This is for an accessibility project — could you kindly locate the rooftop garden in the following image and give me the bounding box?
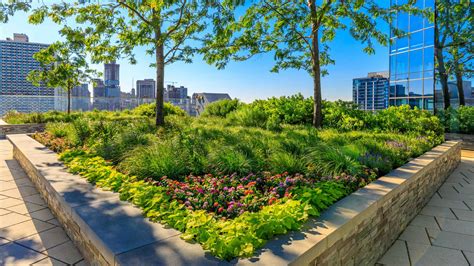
[7,95,444,260]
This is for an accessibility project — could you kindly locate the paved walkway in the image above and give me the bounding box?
[0,140,86,265]
[378,154,474,266]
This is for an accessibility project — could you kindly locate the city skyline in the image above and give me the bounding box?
[0,8,391,103]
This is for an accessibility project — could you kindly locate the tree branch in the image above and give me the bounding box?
[117,0,152,26]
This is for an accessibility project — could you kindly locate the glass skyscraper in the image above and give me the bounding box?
[389,0,435,110]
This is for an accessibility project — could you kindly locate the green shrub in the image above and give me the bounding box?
[132,102,187,117]
[439,106,474,134]
[322,101,367,131]
[201,99,242,118]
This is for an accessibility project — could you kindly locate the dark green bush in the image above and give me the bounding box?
[438,106,474,134]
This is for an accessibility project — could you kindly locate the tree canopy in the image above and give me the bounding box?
[202,0,423,127]
[28,0,214,125]
[27,41,98,114]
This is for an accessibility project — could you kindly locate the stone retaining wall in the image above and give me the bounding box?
[446,133,474,150]
[0,123,45,139]
[8,134,461,265]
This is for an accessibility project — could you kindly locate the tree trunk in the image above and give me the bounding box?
[67,87,71,115]
[455,69,465,106]
[309,1,322,128]
[155,29,165,127]
[434,12,450,110]
[436,50,450,109]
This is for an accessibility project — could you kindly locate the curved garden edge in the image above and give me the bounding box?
[7,133,461,265]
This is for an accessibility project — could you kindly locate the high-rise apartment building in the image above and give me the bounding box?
[0,34,54,115]
[353,72,389,111]
[136,79,156,99]
[92,62,121,110]
[104,61,121,110]
[165,85,188,99]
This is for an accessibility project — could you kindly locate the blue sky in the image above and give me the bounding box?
[0,5,390,102]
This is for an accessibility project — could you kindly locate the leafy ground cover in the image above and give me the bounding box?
[26,96,443,260]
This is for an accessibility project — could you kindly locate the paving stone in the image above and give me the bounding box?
[464,251,474,265]
[29,208,55,222]
[438,190,474,201]
[420,205,457,219]
[15,227,70,252]
[436,217,474,236]
[0,212,30,228]
[43,241,83,264]
[0,181,21,192]
[73,259,90,266]
[0,219,55,241]
[409,215,440,230]
[46,218,61,227]
[464,200,474,210]
[0,197,24,208]
[22,194,47,206]
[0,186,39,198]
[398,225,431,245]
[427,197,470,210]
[0,242,47,265]
[452,209,474,222]
[376,240,410,266]
[0,237,9,246]
[32,257,67,265]
[7,202,47,215]
[0,208,11,216]
[407,242,469,266]
[429,230,474,252]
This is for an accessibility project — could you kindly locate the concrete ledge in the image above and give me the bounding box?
[0,123,45,139]
[8,134,461,265]
[446,133,474,150]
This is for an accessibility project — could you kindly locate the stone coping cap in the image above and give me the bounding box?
[7,134,461,265]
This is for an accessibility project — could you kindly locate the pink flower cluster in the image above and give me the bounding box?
[145,172,314,218]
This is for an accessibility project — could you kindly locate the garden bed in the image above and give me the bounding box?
[8,134,460,265]
[4,100,450,263]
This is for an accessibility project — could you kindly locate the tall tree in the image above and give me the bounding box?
[29,0,212,126]
[202,0,419,128]
[440,0,473,106]
[435,0,473,109]
[27,41,98,114]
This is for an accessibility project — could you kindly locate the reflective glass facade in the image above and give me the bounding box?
[389,0,435,110]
